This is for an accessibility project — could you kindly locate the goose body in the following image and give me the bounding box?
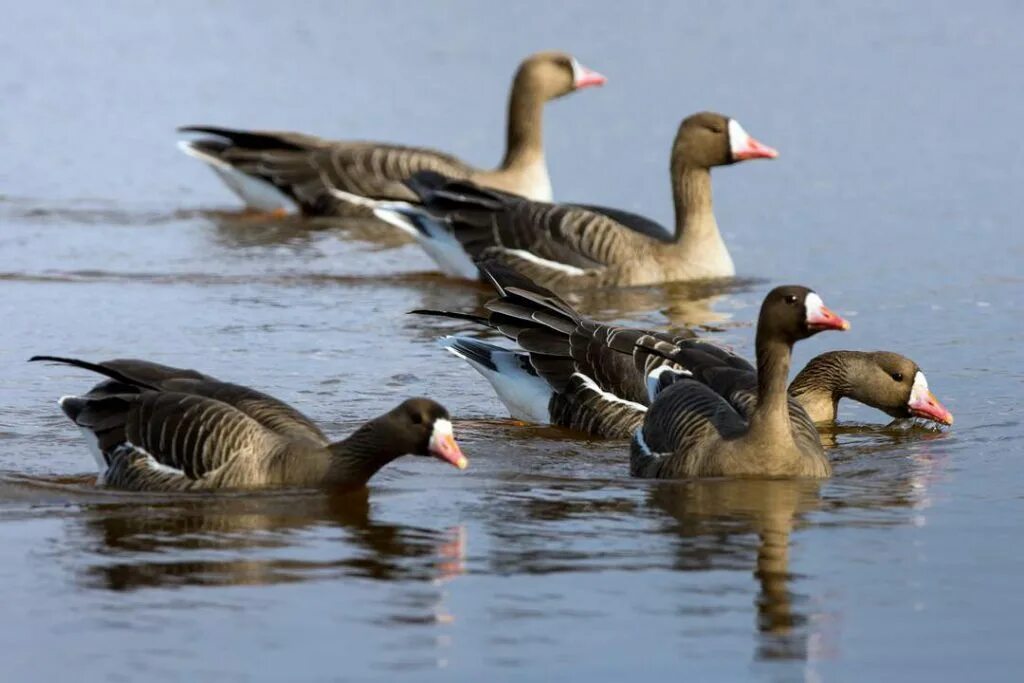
[417,266,952,438]
[348,112,777,290]
[631,287,850,479]
[178,52,605,214]
[34,356,467,491]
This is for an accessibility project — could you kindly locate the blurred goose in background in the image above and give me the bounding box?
[32,356,467,492]
[178,51,605,215]
[334,111,777,289]
[631,286,850,479]
[415,264,952,437]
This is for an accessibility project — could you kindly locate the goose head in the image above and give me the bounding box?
[760,286,850,344]
[852,353,954,425]
[386,398,468,469]
[513,51,606,101]
[672,111,778,170]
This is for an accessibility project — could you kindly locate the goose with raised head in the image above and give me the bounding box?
[344,111,776,288]
[415,265,953,437]
[630,286,851,479]
[32,356,467,491]
[178,51,605,215]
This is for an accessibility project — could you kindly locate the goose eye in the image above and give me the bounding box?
[411,413,425,425]
[891,372,904,382]
[784,295,798,305]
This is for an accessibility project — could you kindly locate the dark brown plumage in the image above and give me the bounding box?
[33,356,467,491]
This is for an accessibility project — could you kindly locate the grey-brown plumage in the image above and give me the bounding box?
[178,51,604,214]
[631,286,850,480]
[34,356,467,491]
[376,111,777,290]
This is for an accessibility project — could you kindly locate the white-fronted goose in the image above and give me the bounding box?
[178,51,605,214]
[415,264,953,437]
[32,356,467,491]
[630,286,850,479]
[336,111,776,288]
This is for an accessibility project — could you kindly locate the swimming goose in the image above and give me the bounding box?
[630,286,850,479]
[415,265,952,437]
[178,51,605,214]
[32,356,467,491]
[413,262,696,429]
[337,111,776,288]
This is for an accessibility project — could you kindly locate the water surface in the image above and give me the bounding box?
[1,1,1022,680]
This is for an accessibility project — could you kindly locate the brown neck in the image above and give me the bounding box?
[327,421,407,486]
[500,77,546,171]
[749,331,795,441]
[661,163,732,276]
[789,352,851,423]
[670,164,716,241]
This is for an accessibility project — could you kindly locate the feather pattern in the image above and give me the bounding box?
[414,263,696,436]
[39,357,465,491]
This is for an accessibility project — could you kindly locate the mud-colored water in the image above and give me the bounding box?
[1,1,1021,680]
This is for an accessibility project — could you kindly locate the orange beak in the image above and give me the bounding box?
[733,136,779,160]
[572,62,607,89]
[807,304,851,332]
[908,391,954,426]
[429,424,468,470]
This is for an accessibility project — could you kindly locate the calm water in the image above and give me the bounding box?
[1,1,1022,680]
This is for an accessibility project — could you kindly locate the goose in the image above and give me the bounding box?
[177,51,605,215]
[415,264,952,437]
[629,286,850,479]
[32,356,467,491]
[333,111,777,288]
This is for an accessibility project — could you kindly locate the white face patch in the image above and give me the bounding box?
[908,371,930,405]
[728,119,752,159]
[804,292,825,323]
[428,419,454,451]
[570,57,583,85]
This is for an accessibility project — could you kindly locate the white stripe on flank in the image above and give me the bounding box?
[177,141,298,213]
[572,373,647,412]
[503,249,587,276]
[125,442,186,477]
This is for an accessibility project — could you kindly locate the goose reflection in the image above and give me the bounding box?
[647,479,822,660]
[74,489,466,591]
[205,211,407,250]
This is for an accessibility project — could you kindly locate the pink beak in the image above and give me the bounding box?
[908,391,954,426]
[429,432,468,470]
[573,64,607,89]
[806,305,851,332]
[733,136,779,160]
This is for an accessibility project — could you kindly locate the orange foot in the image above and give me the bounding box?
[236,207,290,221]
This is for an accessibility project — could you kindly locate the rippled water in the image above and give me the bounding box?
[1,1,1022,680]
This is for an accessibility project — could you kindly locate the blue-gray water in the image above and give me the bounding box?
[1,1,1022,680]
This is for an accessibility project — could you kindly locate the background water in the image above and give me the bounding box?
[1,1,1022,680]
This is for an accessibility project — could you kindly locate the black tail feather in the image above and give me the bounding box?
[29,356,160,392]
[177,126,305,152]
